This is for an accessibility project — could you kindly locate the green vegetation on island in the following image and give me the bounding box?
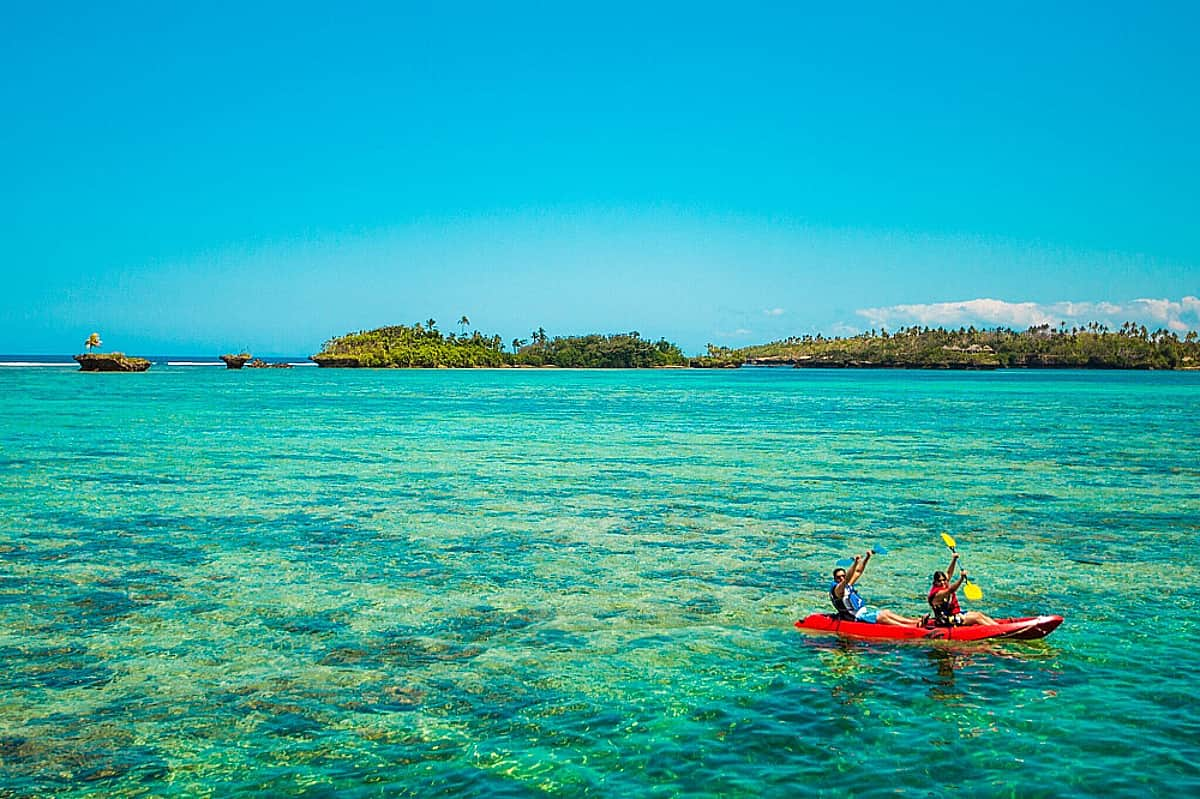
[312,321,687,368]
[509,328,687,368]
[736,323,1200,370]
[312,321,507,368]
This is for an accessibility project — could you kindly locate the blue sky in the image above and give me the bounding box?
[3,1,1197,355]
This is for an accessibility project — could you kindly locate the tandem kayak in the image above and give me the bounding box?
[795,613,1064,642]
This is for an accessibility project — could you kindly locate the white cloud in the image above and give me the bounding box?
[857,296,1200,333]
[713,327,755,338]
[763,307,785,317]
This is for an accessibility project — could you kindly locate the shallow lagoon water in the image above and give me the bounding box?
[1,367,1198,797]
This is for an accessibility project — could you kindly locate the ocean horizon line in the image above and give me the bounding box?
[0,354,312,365]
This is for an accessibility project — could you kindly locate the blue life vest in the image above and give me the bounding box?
[829,581,865,619]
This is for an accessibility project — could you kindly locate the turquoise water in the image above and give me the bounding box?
[2,367,1198,797]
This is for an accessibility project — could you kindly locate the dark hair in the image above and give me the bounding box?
[833,568,847,579]
[932,571,948,582]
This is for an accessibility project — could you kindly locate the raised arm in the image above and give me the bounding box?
[847,550,872,586]
[842,555,864,589]
[832,557,859,599]
[946,553,959,580]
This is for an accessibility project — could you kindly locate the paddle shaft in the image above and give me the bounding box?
[836,546,888,569]
[941,536,982,600]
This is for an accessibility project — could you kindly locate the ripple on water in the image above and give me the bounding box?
[0,643,115,691]
[0,719,169,792]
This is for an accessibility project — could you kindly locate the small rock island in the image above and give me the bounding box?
[74,353,151,372]
[220,353,251,369]
[220,353,291,368]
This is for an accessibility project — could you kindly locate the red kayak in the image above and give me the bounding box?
[795,613,1064,641]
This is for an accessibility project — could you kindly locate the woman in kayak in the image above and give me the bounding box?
[831,549,920,626]
[927,553,998,626]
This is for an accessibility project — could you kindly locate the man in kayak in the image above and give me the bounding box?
[927,553,998,626]
[831,549,920,626]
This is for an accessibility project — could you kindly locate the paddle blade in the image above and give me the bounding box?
[873,545,889,556]
[963,581,983,601]
[941,533,957,549]
[835,558,854,568]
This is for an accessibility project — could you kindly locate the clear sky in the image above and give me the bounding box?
[3,1,1198,355]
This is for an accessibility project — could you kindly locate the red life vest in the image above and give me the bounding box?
[928,582,961,619]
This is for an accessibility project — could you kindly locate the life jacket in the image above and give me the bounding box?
[928,583,962,625]
[830,581,865,620]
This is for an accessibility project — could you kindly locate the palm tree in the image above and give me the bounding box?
[84,332,101,352]
[458,315,470,334]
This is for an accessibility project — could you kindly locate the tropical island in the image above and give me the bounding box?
[310,320,1199,370]
[729,323,1199,370]
[310,320,687,368]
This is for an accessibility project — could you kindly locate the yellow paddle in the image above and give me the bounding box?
[940,533,984,601]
